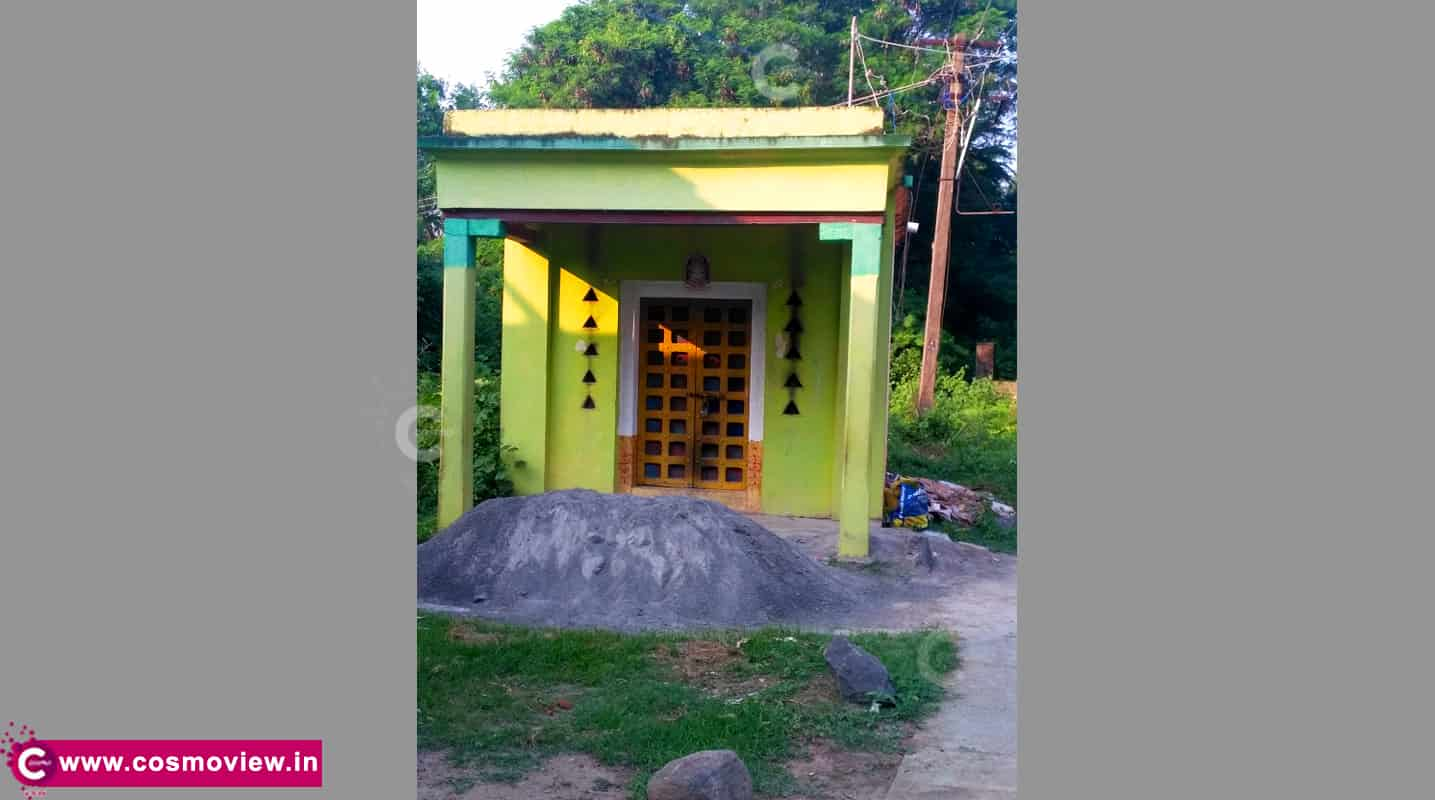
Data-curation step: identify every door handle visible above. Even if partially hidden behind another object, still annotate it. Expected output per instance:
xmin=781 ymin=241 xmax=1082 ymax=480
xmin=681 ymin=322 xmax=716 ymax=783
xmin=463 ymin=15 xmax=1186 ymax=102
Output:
xmin=694 ymin=394 xmax=723 ymax=416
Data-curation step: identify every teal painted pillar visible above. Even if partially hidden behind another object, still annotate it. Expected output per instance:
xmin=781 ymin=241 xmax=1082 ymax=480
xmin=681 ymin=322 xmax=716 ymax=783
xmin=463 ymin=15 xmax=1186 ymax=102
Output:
xmin=820 ymin=222 xmax=884 ymax=558
xmin=438 ymin=217 xmax=504 ymax=530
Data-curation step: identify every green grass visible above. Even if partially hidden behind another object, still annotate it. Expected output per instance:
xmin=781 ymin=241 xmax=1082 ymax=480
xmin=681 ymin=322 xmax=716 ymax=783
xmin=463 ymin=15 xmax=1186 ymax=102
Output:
xmin=417 ymin=616 xmax=956 ymax=798
xmin=824 ymin=556 xmax=893 ymax=574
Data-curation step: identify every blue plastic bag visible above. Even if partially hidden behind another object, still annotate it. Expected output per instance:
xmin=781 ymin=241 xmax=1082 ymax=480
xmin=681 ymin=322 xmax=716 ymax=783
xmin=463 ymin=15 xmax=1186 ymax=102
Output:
xmin=883 ymin=478 xmax=930 ymax=529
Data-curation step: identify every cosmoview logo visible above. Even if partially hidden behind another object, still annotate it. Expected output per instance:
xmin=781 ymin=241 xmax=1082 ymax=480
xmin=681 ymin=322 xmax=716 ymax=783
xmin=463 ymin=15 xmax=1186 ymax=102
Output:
xmin=14 ymin=741 xmax=52 ymax=781
xmin=14 ymin=744 xmax=52 ymax=784
xmin=751 ymin=43 xmax=806 ymax=103
xmin=3 ymin=723 xmax=49 ymax=798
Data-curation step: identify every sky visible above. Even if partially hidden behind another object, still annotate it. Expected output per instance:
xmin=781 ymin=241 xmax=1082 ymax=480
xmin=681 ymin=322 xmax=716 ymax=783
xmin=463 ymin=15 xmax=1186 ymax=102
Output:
xmin=415 ymin=1 xmax=1014 ymax=168
xmin=417 ymin=0 xmax=579 ymax=88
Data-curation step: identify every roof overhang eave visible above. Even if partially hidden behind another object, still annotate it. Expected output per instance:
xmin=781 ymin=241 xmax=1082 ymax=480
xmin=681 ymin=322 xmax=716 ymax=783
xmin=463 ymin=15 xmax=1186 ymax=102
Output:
xmin=417 ymin=134 xmax=912 ymax=155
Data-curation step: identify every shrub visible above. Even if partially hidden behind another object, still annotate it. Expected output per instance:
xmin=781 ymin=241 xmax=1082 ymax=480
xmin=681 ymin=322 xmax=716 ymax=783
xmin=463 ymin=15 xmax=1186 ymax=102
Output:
xmin=888 ymin=311 xmax=970 ymax=387
xmin=887 ymin=368 xmax=1017 ymax=503
xmin=416 ymin=368 xmax=513 ymax=542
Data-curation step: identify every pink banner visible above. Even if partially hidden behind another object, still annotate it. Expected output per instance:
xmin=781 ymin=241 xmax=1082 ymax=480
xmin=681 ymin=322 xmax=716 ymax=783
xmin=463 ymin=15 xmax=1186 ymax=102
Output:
xmin=7 ymin=739 xmax=322 ymax=788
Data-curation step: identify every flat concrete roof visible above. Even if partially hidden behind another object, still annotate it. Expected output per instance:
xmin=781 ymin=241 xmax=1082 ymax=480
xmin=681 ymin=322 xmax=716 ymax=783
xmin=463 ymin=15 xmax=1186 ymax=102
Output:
xmin=442 ymin=107 xmax=885 ymax=139
xmin=417 ymin=134 xmax=910 ymax=154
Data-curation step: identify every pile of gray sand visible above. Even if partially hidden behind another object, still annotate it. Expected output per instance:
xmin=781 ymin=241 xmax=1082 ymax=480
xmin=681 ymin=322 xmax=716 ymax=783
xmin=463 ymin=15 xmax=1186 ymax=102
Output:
xmin=417 ymin=489 xmax=873 ymax=631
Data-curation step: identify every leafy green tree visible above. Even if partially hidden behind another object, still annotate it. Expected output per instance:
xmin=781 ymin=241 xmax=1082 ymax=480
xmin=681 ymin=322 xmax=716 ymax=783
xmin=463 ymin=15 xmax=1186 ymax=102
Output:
xmin=416 ymin=237 xmax=503 ymax=374
xmin=417 ymin=66 xmax=484 ymax=240
xmin=486 ymin=1 xmax=1017 ymax=376
xmin=416 ymin=67 xmax=500 ymax=372
xmin=415 ymin=69 xmax=507 ymax=536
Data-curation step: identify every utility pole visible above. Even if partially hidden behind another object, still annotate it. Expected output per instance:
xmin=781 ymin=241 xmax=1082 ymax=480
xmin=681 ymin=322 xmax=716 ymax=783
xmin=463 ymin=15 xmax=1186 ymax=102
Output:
xmin=914 ymin=36 xmax=965 ymax=413
xmin=912 ymin=35 xmax=998 ymax=413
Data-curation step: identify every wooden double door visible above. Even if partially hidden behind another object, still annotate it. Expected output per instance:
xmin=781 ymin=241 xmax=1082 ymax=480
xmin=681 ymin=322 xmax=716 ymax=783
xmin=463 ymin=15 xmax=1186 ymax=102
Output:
xmin=637 ymin=298 xmax=753 ymax=491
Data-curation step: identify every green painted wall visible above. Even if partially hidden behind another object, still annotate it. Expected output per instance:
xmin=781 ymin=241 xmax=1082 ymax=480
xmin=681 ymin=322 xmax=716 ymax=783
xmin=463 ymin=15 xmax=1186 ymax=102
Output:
xmin=830 ymin=240 xmax=853 ymax=515
xmin=434 ymin=150 xmax=894 ymax=213
xmin=501 ymin=223 xmax=869 ymax=517
xmin=758 ymin=229 xmax=843 ymax=517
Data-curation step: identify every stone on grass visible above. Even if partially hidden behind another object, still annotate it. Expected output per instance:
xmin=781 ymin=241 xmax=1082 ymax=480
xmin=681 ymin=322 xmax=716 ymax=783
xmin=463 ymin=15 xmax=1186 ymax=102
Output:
xmin=990 ymin=500 xmax=1017 ymax=528
xmin=646 ymin=750 xmax=752 ymax=800
xmin=824 ymin=635 xmax=897 ymax=704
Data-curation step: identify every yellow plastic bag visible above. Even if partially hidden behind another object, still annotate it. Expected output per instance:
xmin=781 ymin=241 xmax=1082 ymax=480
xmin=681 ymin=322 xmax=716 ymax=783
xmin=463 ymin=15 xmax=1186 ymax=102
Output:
xmin=883 ymin=477 xmax=930 ymax=530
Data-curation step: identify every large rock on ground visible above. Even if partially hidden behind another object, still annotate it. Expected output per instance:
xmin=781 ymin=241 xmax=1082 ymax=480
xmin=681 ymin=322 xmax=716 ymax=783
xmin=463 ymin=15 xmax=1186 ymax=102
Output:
xmin=647 ymin=750 xmax=752 ymax=800
xmin=824 ymin=635 xmax=897 ymax=704
xmin=417 ymin=490 xmax=869 ymax=631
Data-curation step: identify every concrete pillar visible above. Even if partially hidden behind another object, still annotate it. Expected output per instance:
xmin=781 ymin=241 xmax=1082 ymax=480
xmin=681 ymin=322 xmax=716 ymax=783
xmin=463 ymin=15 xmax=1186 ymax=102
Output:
xmin=820 ymin=221 xmax=883 ymax=558
xmin=437 ymin=217 xmax=504 ymax=530
xmin=869 ymin=203 xmax=897 ymax=520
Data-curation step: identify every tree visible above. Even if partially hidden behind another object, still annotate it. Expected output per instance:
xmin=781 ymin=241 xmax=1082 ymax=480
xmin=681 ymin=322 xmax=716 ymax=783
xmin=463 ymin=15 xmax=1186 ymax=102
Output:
xmin=416 ymin=67 xmax=498 ymax=372
xmin=417 ymin=66 xmax=484 ymax=241
xmin=485 ymin=1 xmax=1018 ymax=376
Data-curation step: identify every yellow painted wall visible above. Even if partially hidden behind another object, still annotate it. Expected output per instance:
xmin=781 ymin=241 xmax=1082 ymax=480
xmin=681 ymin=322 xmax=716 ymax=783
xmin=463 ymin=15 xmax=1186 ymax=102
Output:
xmin=499 ymin=239 xmax=553 ymax=495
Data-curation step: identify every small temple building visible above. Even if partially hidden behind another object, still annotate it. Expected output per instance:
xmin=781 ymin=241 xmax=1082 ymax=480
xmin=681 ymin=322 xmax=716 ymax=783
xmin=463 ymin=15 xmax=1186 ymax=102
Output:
xmin=420 ymin=107 xmax=909 ymax=556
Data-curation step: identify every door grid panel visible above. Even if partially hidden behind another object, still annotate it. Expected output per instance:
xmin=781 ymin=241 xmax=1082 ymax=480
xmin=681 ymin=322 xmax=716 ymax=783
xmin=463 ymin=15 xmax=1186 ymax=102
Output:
xmin=637 ymin=299 xmax=752 ymax=491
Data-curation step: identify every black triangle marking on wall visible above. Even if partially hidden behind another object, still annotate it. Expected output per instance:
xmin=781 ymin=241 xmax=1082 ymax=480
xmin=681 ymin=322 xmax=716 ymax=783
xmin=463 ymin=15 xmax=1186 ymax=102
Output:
xmin=582 ymin=370 xmax=596 ymax=384
xmin=784 ymin=373 xmax=803 ymax=389
xmin=584 ymin=342 xmax=599 ymax=356
xmin=785 ymin=345 xmax=801 ymax=360
xmin=582 ymin=288 xmax=599 ymax=302
xmin=783 ymin=400 xmax=800 ymax=415
xmin=784 ymin=317 xmax=804 ymax=333
xmin=582 ymin=316 xmax=598 ymax=329
xmin=786 ymin=291 xmax=803 ymax=307
xmin=582 ymin=395 xmax=596 ymax=409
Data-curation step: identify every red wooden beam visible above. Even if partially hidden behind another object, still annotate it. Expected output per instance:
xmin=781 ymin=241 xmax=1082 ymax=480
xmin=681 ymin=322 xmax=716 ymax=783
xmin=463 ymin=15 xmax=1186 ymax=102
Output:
xmin=505 ymin=223 xmax=541 ymax=244
xmin=441 ymin=209 xmax=885 ymax=226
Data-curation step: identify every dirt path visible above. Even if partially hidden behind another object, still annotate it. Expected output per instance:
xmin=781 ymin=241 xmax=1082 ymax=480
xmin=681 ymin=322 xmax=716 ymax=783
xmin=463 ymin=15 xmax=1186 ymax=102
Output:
xmin=417 ymin=752 xmax=632 ymax=800
xmin=881 ymin=558 xmax=1016 ymax=798
xmin=753 ymin=516 xmax=1017 ymax=799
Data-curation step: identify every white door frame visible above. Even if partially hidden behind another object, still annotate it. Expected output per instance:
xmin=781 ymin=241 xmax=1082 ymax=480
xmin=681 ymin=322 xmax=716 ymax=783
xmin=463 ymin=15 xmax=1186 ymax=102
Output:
xmin=617 ymin=280 xmax=767 ymax=444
